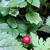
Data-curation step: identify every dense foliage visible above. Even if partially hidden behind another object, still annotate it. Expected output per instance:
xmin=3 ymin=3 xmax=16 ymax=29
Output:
xmin=0 ymin=0 xmax=50 ymax=50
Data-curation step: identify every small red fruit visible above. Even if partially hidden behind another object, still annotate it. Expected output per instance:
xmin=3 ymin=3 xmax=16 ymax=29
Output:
xmin=22 ymin=35 xmax=31 ymax=44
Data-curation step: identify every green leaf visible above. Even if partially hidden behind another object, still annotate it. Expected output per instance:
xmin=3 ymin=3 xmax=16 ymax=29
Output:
xmin=7 ymin=18 xmax=17 ymax=28
xmin=0 ymin=31 xmax=27 ymax=50
xmin=8 ymin=28 xmax=19 ymax=38
xmin=39 ymin=38 xmax=44 ymax=45
xmin=27 ymin=0 xmax=40 ymax=8
xmin=25 ymin=11 xmax=42 ymax=25
xmin=18 ymin=23 xmax=27 ymax=33
xmin=8 ymin=0 xmax=27 ymax=8
xmin=0 ymin=0 xmax=9 ymax=7
xmin=0 ymin=7 xmax=9 ymax=16
xmin=30 ymin=32 xmax=45 ymax=47
xmin=0 ymin=46 xmax=27 ymax=50
xmin=9 ymin=8 xmax=19 ymax=17
xmin=16 ymin=1 xmax=27 ymax=8
xmin=30 ymin=32 xmax=39 ymax=46
xmin=44 ymin=38 xmax=50 ymax=49
xmin=39 ymin=25 xmax=50 ymax=33
xmin=27 ymin=23 xmax=38 ymax=33
xmin=17 ymin=20 xmax=27 ymax=36
xmin=34 ymin=44 xmax=46 ymax=50
xmin=46 ymin=16 xmax=50 ymax=26
xmin=0 ymin=31 xmax=17 ymax=46
xmin=0 ymin=23 xmax=9 ymax=32
xmin=0 ymin=0 xmax=1 ymax=2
